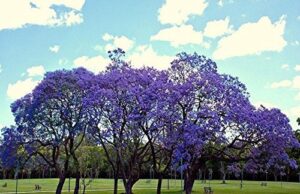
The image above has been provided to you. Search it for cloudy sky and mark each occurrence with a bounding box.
[0,0,300,129]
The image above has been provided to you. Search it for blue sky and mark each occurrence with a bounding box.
[0,0,300,129]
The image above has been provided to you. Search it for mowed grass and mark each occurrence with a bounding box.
[0,178,300,194]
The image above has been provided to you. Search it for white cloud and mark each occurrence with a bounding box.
[129,45,173,70]
[62,10,83,26]
[102,33,114,41]
[294,65,300,71]
[213,16,287,60]
[27,65,45,77]
[151,24,204,47]
[281,64,289,70]
[297,16,300,20]
[0,64,2,73]
[203,17,233,38]
[292,76,300,89]
[102,33,134,52]
[218,0,223,7]
[49,45,60,53]
[7,78,39,100]
[271,76,300,89]
[0,0,85,31]
[158,0,208,25]
[270,80,292,89]
[74,55,110,73]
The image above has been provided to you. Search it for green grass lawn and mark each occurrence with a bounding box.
[0,178,299,194]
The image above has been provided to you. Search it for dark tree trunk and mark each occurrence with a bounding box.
[185,176,196,194]
[184,167,198,194]
[113,175,118,194]
[157,173,163,194]
[113,164,119,194]
[125,181,133,194]
[220,162,226,184]
[56,173,66,194]
[74,171,80,194]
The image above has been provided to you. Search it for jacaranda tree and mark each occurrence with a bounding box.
[11,68,95,194]
[165,52,299,194]
[86,64,168,194]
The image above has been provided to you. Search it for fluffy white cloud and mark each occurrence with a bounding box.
[7,78,39,100]
[63,10,83,26]
[203,17,233,38]
[6,64,46,100]
[158,0,208,25]
[49,45,60,53]
[102,33,134,52]
[213,16,287,60]
[130,45,173,70]
[27,65,45,77]
[218,0,224,7]
[151,25,204,47]
[292,76,300,89]
[74,55,110,73]
[281,64,289,70]
[102,33,114,41]
[270,80,292,89]
[0,0,85,30]
[271,76,300,89]
[294,65,300,71]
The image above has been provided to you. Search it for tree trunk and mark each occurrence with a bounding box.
[184,167,198,194]
[113,164,119,194]
[56,174,66,194]
[74,171,80,194]
[185,176,196,194]
[222,173,226,184]
[125,181,133,194]
[113,175,118,194]
[220,162,226,184]
[156,174,163,194]
[82,178,86,194]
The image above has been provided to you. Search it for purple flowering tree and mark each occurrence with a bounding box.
[0,126,35,181]
[244,107,299,179]
[86,66,164,194]
[11,68,95,194]
[166,52,299,194]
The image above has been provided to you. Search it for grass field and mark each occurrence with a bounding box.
[0,178,299,194]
